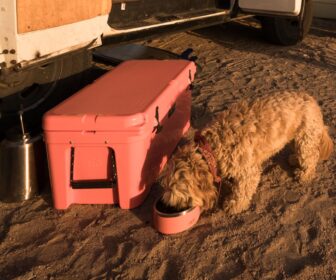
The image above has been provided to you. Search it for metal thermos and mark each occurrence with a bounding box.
[0,113,46,202]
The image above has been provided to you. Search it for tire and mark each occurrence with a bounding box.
[0,50,92,132]
[260,0,313,46]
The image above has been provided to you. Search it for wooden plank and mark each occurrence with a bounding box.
[17,0,112,33]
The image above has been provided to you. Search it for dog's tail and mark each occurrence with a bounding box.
[319,126,334,161]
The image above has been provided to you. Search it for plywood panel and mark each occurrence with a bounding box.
[17,0,112,33]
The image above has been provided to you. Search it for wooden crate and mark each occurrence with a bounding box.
[16,0,112,33]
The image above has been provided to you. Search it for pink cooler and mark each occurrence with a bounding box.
[43,60,196,209]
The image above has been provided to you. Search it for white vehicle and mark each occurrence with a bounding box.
[0,0,313,125]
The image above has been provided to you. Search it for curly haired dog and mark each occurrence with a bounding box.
[160,91,333,214]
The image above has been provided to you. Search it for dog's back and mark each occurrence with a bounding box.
[209,91,332,166]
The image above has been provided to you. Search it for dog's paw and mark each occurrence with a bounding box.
[224,199,250,215]
[294,169,315,184]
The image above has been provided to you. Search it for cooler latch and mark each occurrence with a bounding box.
[152,106,163,134]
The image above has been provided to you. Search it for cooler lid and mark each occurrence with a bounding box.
[43,60,196,132]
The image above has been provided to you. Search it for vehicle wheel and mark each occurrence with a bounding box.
[260,0,313,45]
[0,51,92,132]
[0,60,63,117]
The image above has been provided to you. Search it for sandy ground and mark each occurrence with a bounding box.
[1,18,336,280]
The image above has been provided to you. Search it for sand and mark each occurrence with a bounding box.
[0,18,335,280]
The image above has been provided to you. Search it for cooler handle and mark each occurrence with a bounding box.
[70,147,117,189]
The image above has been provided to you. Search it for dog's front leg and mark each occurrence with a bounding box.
[224,167,261,214]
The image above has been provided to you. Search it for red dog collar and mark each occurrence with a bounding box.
[194,131,221,186]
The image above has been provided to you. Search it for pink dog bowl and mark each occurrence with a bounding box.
[153,197,201,235]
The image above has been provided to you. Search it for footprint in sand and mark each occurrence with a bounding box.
[284,190,301,204]
[299,226,318,244]
[262,233,324,278]
[156,259,180,280]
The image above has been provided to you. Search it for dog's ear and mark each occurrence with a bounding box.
[158,160,174,187]
[166,160,175,175]
[191,167,218,210]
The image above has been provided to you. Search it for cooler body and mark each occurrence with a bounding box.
[43,60,196,209]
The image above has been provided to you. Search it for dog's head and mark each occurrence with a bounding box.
[159,143,218,211]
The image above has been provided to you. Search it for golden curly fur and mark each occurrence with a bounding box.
[160,91,334,214]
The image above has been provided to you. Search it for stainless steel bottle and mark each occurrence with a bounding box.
[0,113,46,202]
